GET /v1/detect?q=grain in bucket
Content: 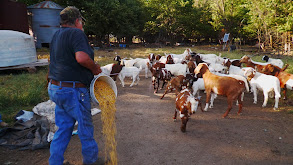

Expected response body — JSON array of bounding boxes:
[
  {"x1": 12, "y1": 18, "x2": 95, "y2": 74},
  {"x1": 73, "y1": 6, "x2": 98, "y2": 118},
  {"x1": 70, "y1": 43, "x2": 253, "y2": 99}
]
[{"x1": 90, "y1": 74, "x2": 118, "y2": 165}]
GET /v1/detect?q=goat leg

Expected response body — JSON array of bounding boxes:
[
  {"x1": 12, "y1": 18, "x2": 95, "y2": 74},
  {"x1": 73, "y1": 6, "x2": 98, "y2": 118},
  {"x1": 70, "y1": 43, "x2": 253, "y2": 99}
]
[
  {"x1": 173, "y1": 109, "x2": 177, "y2": 121},
  {"x1": 283, "y1": 87, "x2": 287, "y2": 100},
  {"x1": 160, "y1": 81, "x2": 166, "y2": 90},
  {"x1": 237, "y1": 94, "x2": 243, "y2": 115},
  {"x1": 223, "y1": 99, "x2": 233, "y2": 118},
  {"x1": 204, "y1": 91, "x2": 211, "y2": 111}
]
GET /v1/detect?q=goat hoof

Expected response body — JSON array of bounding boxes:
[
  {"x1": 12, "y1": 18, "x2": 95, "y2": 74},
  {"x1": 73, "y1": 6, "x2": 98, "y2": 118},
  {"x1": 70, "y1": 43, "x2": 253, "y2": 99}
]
[
  {"x1": 237, "y1": 112, "x2": 242, "y2": 115},
  {"x1": 273, "y1": 108, "x2": 279, "y2": 111},
  {"x1": 173, "y1": 119, "x2": 177, "y2": 122}
]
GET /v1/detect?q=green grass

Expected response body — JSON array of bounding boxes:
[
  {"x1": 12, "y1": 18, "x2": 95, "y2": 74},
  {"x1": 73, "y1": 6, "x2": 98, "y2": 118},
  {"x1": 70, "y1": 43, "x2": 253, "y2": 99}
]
[
  {"x1": 1, "y1": 45, "x2": 292, "y2": 124},
  {"x1": 0, "y1": 67, "x2": 49, "y2": 124}
]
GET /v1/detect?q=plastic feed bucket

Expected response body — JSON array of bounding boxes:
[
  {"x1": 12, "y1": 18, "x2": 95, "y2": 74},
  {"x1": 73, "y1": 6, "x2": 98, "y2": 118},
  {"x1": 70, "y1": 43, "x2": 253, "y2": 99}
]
[{"x1": 90, "y1": 74, "x2": 117, "y2": 105}]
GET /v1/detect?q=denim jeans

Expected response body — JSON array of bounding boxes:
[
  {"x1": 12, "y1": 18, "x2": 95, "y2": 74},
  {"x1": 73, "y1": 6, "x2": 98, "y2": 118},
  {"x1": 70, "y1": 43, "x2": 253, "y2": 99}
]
[
  {"x1": 0, "y1": 114, "x2": 2, "y2": 123},
  {"x1": 48, "y1": 82, "x2": 98, "y2": 165}
]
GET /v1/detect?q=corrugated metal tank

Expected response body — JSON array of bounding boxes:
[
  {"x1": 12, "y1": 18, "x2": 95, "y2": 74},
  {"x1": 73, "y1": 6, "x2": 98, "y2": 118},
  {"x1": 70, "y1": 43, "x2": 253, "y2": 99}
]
[
  {"x1": 0, "y1": 0, "x2": 29, "y2": 34},
  {"x1": 27, "y1": 1, "x2": 63, "y2": 48},
  {"x1": 0, "y1": 30, "x2": 37, "y2": 67}
]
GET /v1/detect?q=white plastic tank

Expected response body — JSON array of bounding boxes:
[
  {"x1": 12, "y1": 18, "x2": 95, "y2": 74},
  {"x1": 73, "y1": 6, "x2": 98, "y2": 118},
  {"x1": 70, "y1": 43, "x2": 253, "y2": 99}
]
[{"x1": 0, "y1": 30, "x2": 37, "y2": 67}]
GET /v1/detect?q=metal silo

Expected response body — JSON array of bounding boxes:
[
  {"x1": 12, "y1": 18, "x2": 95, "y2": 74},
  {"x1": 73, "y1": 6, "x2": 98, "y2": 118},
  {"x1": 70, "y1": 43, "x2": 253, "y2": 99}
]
[
  {"x1": 27, "y1": 1, "x2": 63, "y2": 48},
  {"x1": 0, "y1": 30, "x2": 37, "y2": 67}
]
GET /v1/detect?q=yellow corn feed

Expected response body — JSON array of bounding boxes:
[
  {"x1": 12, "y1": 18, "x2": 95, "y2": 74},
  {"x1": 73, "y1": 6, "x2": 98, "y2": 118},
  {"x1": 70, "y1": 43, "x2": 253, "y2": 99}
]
[{"x1": 94, "y1": 80, "x2": 117, "y2": 165}]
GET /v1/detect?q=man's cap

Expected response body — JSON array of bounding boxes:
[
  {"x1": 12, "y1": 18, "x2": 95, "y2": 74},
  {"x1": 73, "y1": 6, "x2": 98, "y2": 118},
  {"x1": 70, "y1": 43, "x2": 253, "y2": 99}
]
[{"x1": 60, "y1": 6, "x2": 85, "y2": 24}]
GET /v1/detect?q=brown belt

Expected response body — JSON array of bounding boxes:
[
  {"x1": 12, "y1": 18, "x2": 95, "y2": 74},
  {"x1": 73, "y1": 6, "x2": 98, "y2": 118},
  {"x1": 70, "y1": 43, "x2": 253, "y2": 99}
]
[{"x1": 50, "y1": 79, "x2": 87, "y2": 88}]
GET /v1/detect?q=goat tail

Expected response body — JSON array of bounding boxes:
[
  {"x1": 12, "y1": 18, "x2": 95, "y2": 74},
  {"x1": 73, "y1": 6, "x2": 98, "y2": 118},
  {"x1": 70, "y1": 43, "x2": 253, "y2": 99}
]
[
  {"x1": 282, "y1": 63, "x2": 289, "y2": 71},
  {"x1": 238, "y1": 80, "x2": 247, "y2": 92}
]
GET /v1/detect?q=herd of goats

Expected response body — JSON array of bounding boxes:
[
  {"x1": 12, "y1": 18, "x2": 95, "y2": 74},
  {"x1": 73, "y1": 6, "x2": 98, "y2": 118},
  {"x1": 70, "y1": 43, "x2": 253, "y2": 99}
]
[{"x1": 100, "y1": 48, "x2": 292, "y2": 132}]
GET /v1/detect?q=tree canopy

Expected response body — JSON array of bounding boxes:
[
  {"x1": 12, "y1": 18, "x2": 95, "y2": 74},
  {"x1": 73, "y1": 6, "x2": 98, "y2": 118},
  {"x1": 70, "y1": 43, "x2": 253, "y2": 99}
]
[{"x1": 18, "y1": 0, "x2": 293, "y2": 47}]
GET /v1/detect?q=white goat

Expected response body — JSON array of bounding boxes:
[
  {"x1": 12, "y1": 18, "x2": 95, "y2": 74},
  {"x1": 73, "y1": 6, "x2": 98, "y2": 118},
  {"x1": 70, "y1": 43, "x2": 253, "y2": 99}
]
[
  {"x1": 118, "y1": 66, "x2": 142, "y2": 87},
  {"x1": 133, "y1": 58, "x2": 151, "y2": 78},
  {"x1": 242, "y1": 67, "x2": 281, "y2": 110},
  {"x1": 192, "y1": 78, "x2": 217, "y2": 108},
  {"x1": 165, "y1": 63, "x2": 188, "y2": 76},
  {"x1": 101, "y1": 63, "x2": 114, "y2": 76},
  {"x1": 166, "y1": 48, "x2": 192, "y2": 60},
  {"x1": 262, "y1": 55, "x2": 284, "y2": 68},
  {"x1": 121, "y1": 58, "x2": 136, "y2": 67}
]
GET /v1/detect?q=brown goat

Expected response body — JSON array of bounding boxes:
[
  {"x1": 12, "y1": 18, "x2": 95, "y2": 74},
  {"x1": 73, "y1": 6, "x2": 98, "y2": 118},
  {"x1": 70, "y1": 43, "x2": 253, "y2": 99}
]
[
  {"x1": 262, "y1": 64, "x2": 293, "y2": 100},
  {"x1": 239, "y1": 55, "x2": 267, "y2": 72},
  {"x1": 160, "y1": 75, "x2": 189, "y2": 99},
  {"x1": 194, "y1": 63, "x2": 245, "y2": 118},
  {"x1": 110, "y1": 64, "x2": 124, "y2": 81}
]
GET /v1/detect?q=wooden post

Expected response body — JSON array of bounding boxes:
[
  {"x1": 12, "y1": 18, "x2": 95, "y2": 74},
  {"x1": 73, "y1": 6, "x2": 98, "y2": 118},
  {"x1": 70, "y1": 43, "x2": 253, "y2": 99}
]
[{"x1": 270, "y1": 35, "x2": 272, "y2": 48}]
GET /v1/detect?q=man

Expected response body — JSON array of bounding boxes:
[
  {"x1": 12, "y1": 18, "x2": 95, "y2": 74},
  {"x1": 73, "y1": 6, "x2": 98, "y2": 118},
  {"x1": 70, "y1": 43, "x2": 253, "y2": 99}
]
[{"x1": 48, "y1": 6, "x2": 103, "y2": 165}]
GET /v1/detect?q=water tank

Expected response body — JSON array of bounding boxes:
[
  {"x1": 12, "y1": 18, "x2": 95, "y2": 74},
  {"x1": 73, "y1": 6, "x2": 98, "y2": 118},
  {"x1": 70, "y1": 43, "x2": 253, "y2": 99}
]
[
  {"x1": 27, "y1": 1, "x2": 63, "y2": 48},
  {"x1": 0, "y1": 30, "x2": 37, "y2": 67}
]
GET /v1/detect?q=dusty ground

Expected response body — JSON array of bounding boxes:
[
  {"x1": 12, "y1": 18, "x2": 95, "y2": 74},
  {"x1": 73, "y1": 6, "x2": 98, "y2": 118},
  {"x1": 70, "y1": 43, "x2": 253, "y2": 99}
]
[{"x1": 1, "y1": 73, "x2": 293, "y2": 165}]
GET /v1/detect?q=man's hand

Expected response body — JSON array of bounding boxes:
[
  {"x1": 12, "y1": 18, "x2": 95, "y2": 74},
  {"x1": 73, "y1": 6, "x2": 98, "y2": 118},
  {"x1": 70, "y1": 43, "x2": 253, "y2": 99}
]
[{"x1": 94, "y1": 63, "x2": 102, "y2": 75}]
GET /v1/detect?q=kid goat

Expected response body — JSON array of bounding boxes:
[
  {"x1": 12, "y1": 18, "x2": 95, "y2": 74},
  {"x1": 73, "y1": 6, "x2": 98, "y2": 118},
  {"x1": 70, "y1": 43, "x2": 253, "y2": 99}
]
[
  {"x1": 194, "y1": 63, "x2": 246, "y2": 118},
  {"x1": 174, "y1": 88, "x2": 202, "y2": 132},
  {"x1": 242, "y1": 67, "x2": 281, "y2": 110}
]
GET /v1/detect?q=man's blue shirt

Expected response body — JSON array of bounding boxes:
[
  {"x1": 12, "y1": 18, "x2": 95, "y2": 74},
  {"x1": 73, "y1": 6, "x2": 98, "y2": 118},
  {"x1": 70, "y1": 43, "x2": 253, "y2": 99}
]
[{"x1": 48, "y1": 27, "x2": 94, "y2": 87}]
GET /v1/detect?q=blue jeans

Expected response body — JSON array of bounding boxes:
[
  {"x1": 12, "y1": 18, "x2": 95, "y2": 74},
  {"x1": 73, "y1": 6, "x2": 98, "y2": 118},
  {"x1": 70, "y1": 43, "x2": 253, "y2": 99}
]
[
  {"x1": 0, "y1": 114, "x2": 2, "y2": 123},
  {"x1": 48, "y1": 82, "x2": 98, "y2": 165}
]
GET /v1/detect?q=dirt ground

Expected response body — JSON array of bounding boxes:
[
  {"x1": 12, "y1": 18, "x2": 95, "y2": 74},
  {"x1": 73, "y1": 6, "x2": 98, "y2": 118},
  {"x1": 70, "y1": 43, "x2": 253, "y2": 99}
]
[{"x1": 1, "y1": 72, "x2": 293, "y2": 165}]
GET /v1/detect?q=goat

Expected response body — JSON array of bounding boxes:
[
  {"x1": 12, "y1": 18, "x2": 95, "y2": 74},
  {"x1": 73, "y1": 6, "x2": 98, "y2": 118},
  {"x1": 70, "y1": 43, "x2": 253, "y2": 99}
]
[
  {"x1": 113, "y1": 55, "x2": 121, "y2": 65},
  {"x1": 121, "y1": 58, "x2": 136, "y2": 67},
  {"x1": 239, "y1": 55, "x2": 268, "y2": 72},
  {"x1": 242, "y1": 67, "x2": 281, "y2": 110},
  {"x1": 153, "y1": 68, "x2": 172, "y2": 93},
  {"x1": 166, "y1": 55, "x2": 175, "y2": 64},
  {"x1": 118, "y1": 66, "x2": 142, "y2": 87},
  {"x1": 101, "y1": 63, "x2": 124, "y2": 81},
  {"x1": 133, "y1": 58, "x2": 151, "y2": 78},
  {"x1": 167, "y1": 48, "x2": 192, "y2": 60},
  {"x1": 148, "y1": 53, "x2": 156, "y2": 64},
  {"x1": 160, "y1": 75, "x2": 189, "y2": 99},
  {"x1": 174, "y1": 88, "x2": 203, "y2": 132},
  {"x1": 194, "y1": 63, "x2": 245, "y2": 118},
  {"x1": 261, "y1": 64, "x2": 293, "y2": 100},
  {"x1": 192, "y1": 78, "x2": 217, "y2": 108},
  {"x1": 223, "y1": 58, "x2": 241, "y2": 68},
  {"x1": 262, "y1": 55, "x2": 284, "y2": 69}
]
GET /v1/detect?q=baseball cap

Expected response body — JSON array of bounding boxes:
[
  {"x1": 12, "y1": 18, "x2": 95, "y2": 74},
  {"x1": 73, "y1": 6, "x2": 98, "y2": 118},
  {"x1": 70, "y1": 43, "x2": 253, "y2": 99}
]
[{"x1": 60, "y1": 6, "x2": 86, "y2": 25}]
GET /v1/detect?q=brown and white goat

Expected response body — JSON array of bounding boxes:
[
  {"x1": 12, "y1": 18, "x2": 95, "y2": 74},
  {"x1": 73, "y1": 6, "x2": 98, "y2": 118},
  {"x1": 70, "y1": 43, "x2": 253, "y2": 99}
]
[
  {"x1": 174, "y1": 88, "x2": 203, "y2": 132},
  {"x1": 194, "y1": 63, "x2": 245, "y2": 118},
  {"x1": 160, "y1": 75, "x2": 189, "y2": 99},
  {"x1": 166, "y1": 55, "x2": 175, "y2": 64},
  {"x1": 262, "y1": 64, "x2": 293, "y2": 100},
  {"x1": 153, "y1": 68, "x2": 172, "y2": 93},
  {"x1": 239, "y1": 55, "x2": 268, "y2": 72}
]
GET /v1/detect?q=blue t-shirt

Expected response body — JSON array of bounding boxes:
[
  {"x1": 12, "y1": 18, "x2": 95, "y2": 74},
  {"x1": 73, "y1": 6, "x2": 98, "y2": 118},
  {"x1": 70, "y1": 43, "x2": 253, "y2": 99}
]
[{"x1": 48, "y1": 27, "x2": 94, "y2": 87}]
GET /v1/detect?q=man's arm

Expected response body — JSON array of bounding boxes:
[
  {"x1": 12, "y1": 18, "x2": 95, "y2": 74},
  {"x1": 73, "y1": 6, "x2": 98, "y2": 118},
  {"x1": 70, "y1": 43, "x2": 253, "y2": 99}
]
[{"x1": 75, "y1": 51, "x2": 102, "y2": 75}]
